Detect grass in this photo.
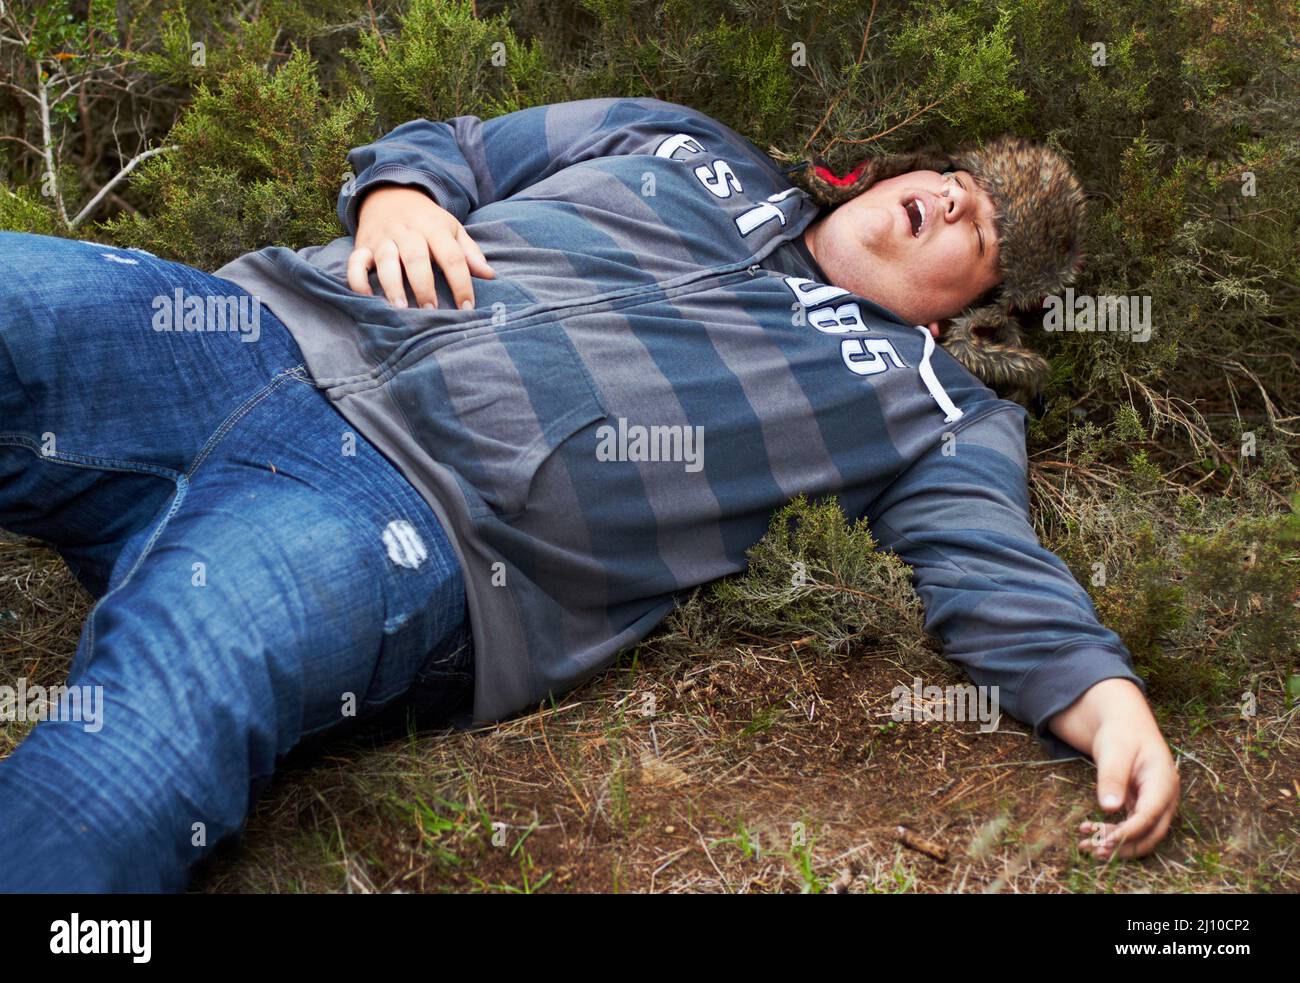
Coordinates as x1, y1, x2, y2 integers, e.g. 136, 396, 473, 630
3, 0, 1295, 895
3, 523, 1295, 893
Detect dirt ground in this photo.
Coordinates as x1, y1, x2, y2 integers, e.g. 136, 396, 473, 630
1, 535, 1295, 893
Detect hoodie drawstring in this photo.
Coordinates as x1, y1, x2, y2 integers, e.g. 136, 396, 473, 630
913, 324, 964, 424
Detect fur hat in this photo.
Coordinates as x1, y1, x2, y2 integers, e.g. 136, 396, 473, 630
779, 136, 1087, 408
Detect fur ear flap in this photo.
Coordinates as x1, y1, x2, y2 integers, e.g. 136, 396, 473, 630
938, 304, 1050, 406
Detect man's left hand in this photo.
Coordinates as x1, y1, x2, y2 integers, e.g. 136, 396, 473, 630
1048, 678, 1181, 861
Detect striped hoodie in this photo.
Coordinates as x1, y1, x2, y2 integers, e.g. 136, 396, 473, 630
213, 97, 1146, 759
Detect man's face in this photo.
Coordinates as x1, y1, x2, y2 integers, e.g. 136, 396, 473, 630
803, 169, 1002, 332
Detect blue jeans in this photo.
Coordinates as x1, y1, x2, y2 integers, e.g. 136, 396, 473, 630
0, 232, 472, 891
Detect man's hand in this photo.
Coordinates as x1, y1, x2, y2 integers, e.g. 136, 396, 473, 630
1048, 678, 1180, 861
347, 185, 495, 310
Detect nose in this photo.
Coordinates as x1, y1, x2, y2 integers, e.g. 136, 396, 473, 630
941, 173, 967, 221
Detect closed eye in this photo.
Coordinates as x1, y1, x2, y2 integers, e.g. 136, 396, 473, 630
955, 175, 986, 257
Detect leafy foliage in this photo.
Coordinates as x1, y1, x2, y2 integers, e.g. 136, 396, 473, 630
678, 495, 929, 659
348, 0, 564, 126
102, 49, 374, 266
0, 0, 1294, 702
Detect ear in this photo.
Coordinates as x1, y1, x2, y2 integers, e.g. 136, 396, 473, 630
925, 320, 944, 341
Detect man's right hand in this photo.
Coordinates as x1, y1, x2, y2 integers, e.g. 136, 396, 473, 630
347, 185, 496, 311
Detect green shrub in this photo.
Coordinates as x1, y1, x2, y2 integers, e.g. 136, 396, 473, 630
101, 48, 373, 266
666, 495, 929, 660
0, 0, 1293, 702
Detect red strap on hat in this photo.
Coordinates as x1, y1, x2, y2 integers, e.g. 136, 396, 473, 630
812, 159, 867, 187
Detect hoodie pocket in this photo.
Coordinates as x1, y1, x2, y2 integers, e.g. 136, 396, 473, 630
386, 320, 608, 520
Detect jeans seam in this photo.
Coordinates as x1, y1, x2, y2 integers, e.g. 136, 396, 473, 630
0, 435, 183, 482
184, 362, 307, 480
0, 438, 185, 666
63, 363, 309, 676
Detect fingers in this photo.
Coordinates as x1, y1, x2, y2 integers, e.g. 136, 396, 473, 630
1076, 740, 1180, 861
351, 185, 498, 307
1094, 737, 1136, 815
457, 225, 496, 279
396, 231, 438, 309
348, 229, 493, 310
1078, 803, 1175, 860
1098, 767, 1178, 859
346, 245, 375, 296
373, 238, 409, 308
1118, 807, 1175, 859
428, 233, 475, 311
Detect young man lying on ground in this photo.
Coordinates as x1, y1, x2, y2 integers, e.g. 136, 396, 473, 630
0, 97, 1178, 891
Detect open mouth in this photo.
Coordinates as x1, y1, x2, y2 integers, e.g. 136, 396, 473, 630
903, 197, 926, 237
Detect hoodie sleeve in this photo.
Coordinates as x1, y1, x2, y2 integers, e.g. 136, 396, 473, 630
865, 402, 1147, 761
337, 96, 780, 236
